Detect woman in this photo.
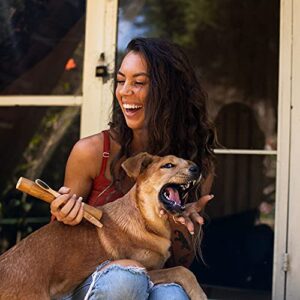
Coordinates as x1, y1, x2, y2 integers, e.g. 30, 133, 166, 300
51, 37, 216, 299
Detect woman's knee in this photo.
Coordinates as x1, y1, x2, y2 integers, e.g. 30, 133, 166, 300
149, 283, 189, 300
102, 259, 145, 271
89, 260, 151, 300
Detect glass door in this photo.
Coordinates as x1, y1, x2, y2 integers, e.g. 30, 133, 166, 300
0, 0, 117, 252
116, 1, 280, 299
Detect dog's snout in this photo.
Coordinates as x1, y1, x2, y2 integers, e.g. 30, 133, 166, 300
189, 164, 200, 177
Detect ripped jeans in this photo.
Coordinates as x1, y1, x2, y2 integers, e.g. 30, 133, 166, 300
62, 261, 189, 300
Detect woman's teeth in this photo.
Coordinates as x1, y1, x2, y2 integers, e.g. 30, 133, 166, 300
123, 104, 142, 110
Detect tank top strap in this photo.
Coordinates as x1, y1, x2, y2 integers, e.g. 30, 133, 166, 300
99, 130, 110, 176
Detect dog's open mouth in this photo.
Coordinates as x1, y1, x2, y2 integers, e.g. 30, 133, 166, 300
159, 180, 197, 214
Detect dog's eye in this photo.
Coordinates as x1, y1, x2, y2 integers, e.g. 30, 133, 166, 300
161, 163, 175, 169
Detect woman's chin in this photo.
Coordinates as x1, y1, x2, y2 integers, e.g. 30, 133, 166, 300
124, 116, 145, 131
126, 121, 145, 131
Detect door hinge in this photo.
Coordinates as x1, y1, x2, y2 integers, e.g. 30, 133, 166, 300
282, 252, 289, 272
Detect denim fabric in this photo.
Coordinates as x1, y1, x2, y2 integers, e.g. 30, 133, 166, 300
149, 283, 189, 300
61, 261, 189, 300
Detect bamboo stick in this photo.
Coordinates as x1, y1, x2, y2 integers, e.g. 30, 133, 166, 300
16, 177, 103, 228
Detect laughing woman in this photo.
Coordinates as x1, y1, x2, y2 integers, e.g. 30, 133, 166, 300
51, 37, 216, 299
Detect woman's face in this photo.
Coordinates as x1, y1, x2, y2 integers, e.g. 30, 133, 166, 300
116, 51, 149, 131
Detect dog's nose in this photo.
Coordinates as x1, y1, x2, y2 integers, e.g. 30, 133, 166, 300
189, 164, 200, 177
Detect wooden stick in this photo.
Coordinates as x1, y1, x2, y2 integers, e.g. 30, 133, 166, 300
16, 177, 103, 228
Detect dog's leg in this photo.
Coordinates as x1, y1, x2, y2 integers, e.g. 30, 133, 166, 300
148, 266, 207, 300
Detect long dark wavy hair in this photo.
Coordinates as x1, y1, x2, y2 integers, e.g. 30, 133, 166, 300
110, 37, 217, 200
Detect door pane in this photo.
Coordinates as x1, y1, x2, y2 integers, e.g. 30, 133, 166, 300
117, 0, 279, 150
0, 106, 80, 252
0, 0, 86, 95
192, 154, 275, 299
117, 0, 279, 298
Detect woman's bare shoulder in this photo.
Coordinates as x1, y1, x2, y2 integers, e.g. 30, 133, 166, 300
67, 132, 106, 176
73, 132, 104, 156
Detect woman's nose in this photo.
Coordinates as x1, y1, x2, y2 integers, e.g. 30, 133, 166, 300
119, 83, 133, 96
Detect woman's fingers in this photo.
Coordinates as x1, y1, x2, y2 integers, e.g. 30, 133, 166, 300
191, 194, 214, 212
59, 194, 77, 217
183, 216, 195, 234
190, 211, 204, 225
61, 196, 81, 221
174, 194, 214, 234
50, 192, 84, 225
58, 186, 71, 194
50, 193, 72, 215
73, 202, 84, 225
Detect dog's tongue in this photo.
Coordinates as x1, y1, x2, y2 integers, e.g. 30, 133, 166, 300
166, 187, 181, 204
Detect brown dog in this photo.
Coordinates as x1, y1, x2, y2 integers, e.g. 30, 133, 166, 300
0, 153, 207, 300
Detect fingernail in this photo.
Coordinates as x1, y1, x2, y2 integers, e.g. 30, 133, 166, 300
73, 194, 77, 198
210, 194, 214, 199
190, 231, 194, 235
78, 197, 83, 202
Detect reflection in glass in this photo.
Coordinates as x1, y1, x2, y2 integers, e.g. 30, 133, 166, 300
117, 1, 279, 297
192, 154, 275, 295
117, 0, 279, 150
0, 106, 80, 253
0, 0, 86, 95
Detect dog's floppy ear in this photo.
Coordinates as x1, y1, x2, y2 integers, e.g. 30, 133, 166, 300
122, 152, 154, 179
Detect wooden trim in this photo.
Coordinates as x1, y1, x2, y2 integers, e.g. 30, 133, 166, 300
286, 0, 300, 298
0, 96, 82, 106
214, 149, 277, 155
80, 0, 118, 138
273, 1, 292, 299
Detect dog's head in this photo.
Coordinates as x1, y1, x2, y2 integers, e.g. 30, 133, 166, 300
122, 152, 201, 215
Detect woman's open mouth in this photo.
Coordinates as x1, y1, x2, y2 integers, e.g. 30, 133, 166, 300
159, 180, 197, 214
123, 103, 143, 117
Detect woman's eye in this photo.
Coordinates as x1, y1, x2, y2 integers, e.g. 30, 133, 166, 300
161, 163, 175, 169
134, 82, 144, 86
116, 80, 125, 85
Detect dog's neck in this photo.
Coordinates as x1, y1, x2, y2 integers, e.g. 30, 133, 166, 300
130, 183, 171, 240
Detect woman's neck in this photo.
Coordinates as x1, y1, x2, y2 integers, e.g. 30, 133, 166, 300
131, 128, 148, 153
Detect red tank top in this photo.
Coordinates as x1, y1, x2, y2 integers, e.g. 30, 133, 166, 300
87, 130, 123, 207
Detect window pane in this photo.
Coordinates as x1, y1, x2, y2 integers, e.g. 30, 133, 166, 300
0, 0, 86, 95
117, 0, 279, 150
191, 154, 275, 297
0, 106, 80, 252
117, 1, 279, 297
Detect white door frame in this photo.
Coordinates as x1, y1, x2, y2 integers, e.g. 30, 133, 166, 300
286, 0, 300, 295
81, 0, 118, 137
273, 0, 300, 299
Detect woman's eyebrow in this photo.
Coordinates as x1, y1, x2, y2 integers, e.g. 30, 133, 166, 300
117, 71, 149, 77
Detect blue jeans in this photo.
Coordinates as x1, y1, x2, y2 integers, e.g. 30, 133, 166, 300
62, 261, 189, 300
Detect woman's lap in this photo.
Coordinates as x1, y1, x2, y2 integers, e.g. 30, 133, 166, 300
61, 261, 189, 300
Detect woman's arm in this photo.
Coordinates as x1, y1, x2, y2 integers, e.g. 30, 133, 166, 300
50, 134, 104, 225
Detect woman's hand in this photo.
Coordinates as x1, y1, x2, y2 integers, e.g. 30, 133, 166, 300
50, 187, 84, 225
166, 194, 214, 234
